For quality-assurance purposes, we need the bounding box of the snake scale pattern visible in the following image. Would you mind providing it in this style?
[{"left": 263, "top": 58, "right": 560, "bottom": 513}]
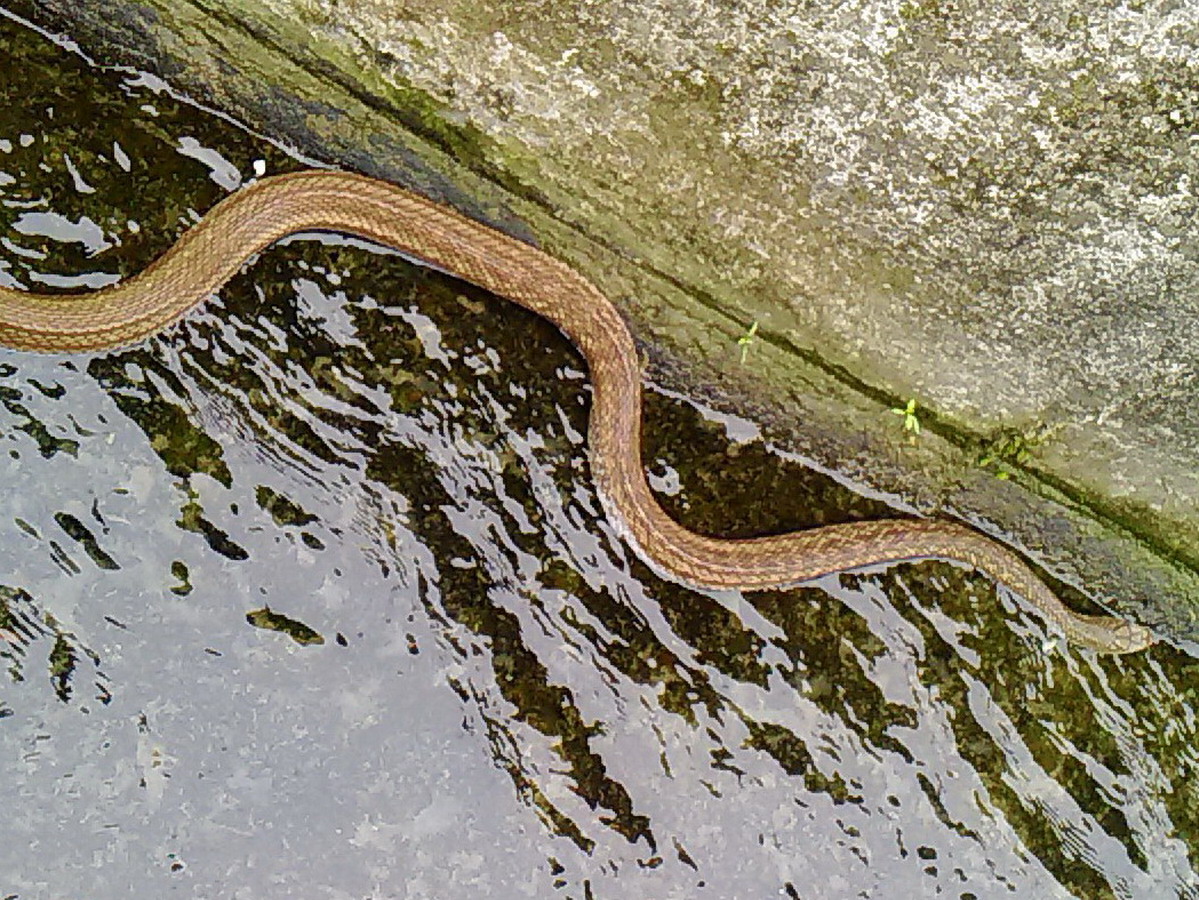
[{"left": 0, "top": 170, "right": 1154, "bottom": 653}]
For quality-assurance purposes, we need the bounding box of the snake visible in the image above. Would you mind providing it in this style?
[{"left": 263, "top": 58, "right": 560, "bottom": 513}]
[{"left": 0, "top": 169, "right": 1154, "bottom": 654}]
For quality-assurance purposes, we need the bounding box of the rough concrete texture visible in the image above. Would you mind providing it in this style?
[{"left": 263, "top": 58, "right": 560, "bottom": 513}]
[{"left": 6, "top": 0, "right": 1199, "bottom": 638}]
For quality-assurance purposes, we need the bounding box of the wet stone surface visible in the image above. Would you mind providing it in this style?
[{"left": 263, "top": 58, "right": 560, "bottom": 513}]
[{"left": 0, "top": 12, "right": 1198, "bottom": 900}]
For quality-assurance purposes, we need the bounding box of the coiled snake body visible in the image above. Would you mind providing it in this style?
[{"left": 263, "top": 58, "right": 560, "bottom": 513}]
[{"left": 0, "top": 170, "right": 1154, "bottom": 654}]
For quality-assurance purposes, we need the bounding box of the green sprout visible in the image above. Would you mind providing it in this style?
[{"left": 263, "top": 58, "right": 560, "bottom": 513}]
[
  {"left": 891, "top": 398, "right": 921, "bottom": 437},
  {"left": 977, "top": 424, "right": 1055, "bottom": 480},
  {"left": 737, "top": 320, "right": 759, "bottom": 364}
]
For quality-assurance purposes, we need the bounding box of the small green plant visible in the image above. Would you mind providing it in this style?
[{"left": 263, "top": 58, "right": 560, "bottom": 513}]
[
  {"left": 890, "top": 398, "right": 921, "bottom": 438},
  {"left": 977, "top": 424, "right": 1057, "bottom": 480},
  {"left": 737, "top": 320, "right": 759, "bottom": 364}
]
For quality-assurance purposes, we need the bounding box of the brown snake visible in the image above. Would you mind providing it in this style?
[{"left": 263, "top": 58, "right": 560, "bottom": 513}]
[{"left": 0, "top": 169, "right": 1154, "bottom": 653}]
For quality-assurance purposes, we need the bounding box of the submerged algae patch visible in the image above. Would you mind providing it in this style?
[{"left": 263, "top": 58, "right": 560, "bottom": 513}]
[{"left": 245, "top": 605, "right": 325, "bottom": 646}]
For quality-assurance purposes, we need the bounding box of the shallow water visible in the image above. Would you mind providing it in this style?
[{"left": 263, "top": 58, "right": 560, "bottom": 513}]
[{"left": 0, "top": 9, "right": 1197, "bottom": 899}]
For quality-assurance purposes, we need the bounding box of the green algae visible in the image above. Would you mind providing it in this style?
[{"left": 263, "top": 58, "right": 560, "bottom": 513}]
[
  {"left": 245, "top": 605, "right": 325, "bottom": 645},
  {"left": 0, "top": 585, "right": 108, "bottom": 705}
]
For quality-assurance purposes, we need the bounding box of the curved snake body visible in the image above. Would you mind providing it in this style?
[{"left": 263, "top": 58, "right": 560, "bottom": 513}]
[{"left": 0, "top": 170, "right": 1154, "bottom": 653}]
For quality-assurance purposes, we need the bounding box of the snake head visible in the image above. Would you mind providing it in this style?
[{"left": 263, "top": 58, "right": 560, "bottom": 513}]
[
  {"left": 1110, "top": 619, "right": 1156, "bottom": 654},
  {"left": 1074, "top": 612, "right": 1156, "bottom": 654}
]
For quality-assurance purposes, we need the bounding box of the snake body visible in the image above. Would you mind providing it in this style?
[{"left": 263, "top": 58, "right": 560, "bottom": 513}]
[{"left": 0, "top": 170, "right": 1153, "bottom": 653}]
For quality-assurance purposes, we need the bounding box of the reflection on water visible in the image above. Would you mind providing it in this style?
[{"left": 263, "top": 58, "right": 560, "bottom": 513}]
[{"left": 0, "top": 8, "right": 1196, "bottom": 899}]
